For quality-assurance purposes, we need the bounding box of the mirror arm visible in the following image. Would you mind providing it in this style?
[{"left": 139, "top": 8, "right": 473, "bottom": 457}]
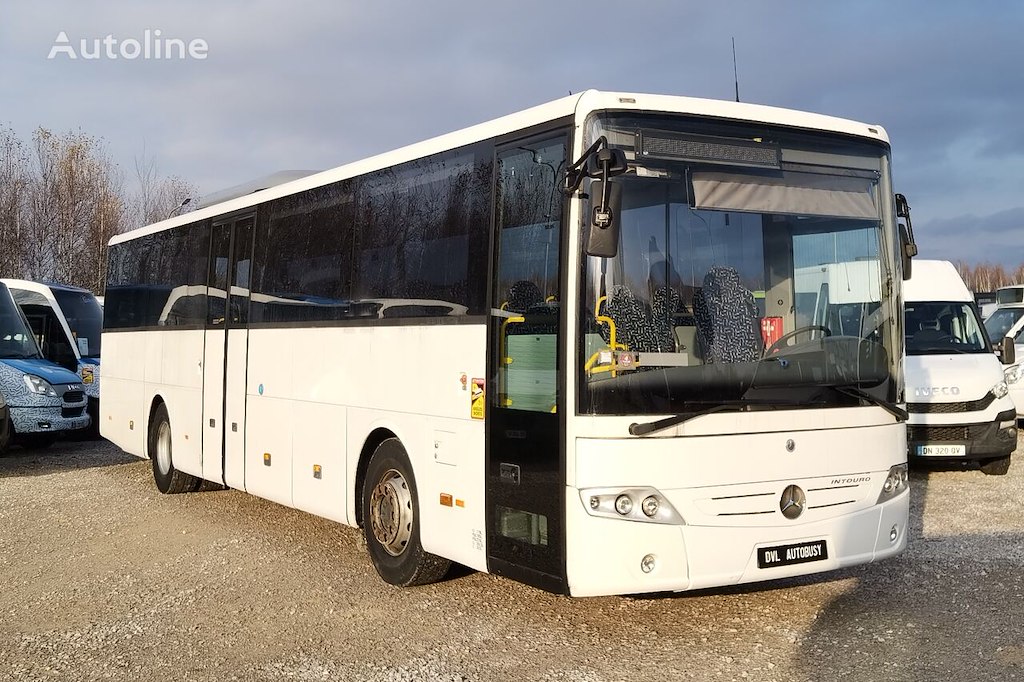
[{"left": 561, "top": 136, "right": 608, "bottom": 196}]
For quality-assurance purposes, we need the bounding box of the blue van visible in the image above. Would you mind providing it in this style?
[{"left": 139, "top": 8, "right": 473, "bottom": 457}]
[
  {"left": 2, "top": 279, "right": 103, "bottom": 427},
  {"left": 0, "top": 281, "right": 90, "bottom": 451}
]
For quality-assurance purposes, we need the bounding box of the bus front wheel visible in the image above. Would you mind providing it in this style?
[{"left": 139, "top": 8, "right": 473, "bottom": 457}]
[
  {"left": 362, "top": 438, "right": 450, "bottom": 587},
  {"left": 149, "top": 403, "right": 201, "bottom": 494}
]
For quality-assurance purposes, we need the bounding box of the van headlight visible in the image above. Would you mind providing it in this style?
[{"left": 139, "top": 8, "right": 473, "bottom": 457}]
[
  {"left": 23, "top": 374, "right": 58, "bottom": 397},
  {"left": 582, "top": 487, "right": 685, "bottom": 525},
  {"left": 991, "top": 380, "right": 1010, "bottom": 398},
  {"left": 1004, "top": 364, "right": 1024, "bottom": 385},
  {"left": 876, "top": 464, "right": 909, "bottom": 504}
]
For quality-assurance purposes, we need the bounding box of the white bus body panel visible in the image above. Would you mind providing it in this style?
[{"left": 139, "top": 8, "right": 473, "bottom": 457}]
[
  {"left": 241, "top": 324, "right": 489, "bottom": 571},
  {"left": 101, "top": 330, "right": 204, "bottom": 468}
]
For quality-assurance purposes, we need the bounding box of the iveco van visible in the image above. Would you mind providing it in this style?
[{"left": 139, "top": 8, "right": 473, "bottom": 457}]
[
  {"left": 1, "top": 279, "right": 102, "bottom": 428},
  {"left": 905, "top": 260, "right": 1017, "bottom": 475},
  {"left": 0, "top": 282, "right": 90, "bottom": 451}
]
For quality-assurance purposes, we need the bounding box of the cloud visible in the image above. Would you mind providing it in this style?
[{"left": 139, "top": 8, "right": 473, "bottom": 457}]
[{"left": 2, "top": 0, "right": 1023, "bottom": 266}]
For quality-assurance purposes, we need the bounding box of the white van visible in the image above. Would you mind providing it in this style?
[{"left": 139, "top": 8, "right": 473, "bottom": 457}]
[{"left": 904, "top": 260, "right": 1017, "bottom": 475}]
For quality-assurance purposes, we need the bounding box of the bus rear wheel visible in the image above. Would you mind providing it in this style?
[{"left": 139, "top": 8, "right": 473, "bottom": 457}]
[
  {"left": 362, "top": 438, "right": 450, "bottom": 587},
  {"left": 149, "top": 403, "right": 201, "bottom": 494}
]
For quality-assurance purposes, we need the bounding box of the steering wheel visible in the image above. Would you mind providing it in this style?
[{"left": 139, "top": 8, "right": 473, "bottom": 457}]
[{"left": 766, "top": 325, "right": 831, "bottom": 355}]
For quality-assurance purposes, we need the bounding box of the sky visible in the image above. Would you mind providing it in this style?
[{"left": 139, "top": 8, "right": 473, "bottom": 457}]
[{"left": 1, "top": 1, "right": 1022, "bottom": 266}]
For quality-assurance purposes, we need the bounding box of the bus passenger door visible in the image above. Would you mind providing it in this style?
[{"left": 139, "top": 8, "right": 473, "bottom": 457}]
[
  {"left": 201, "top": 215, "right": 254, "bottom": 487},
  {"left": 486, "top": 134, "right": 568, "bottom": 594}
]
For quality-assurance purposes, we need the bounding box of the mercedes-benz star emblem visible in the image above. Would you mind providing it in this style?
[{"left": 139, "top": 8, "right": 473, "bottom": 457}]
[{"left": 780, "top": 484, "right": 806, "bottom": 520}]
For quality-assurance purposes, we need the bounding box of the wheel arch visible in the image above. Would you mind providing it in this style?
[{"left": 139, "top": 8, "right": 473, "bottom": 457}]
[
  {"left": 354, "top": 426, "right": 400, "bottom": 527},
  {"left": 145, "top": 393, "right": 166, "bottom": 460}
]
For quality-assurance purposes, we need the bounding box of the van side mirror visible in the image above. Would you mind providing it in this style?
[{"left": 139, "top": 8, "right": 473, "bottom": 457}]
[
  {"left": 1001, "top": 336, "right": 1016, "bottom": 365},
  {"left": 585, "top": 179, "right": 622, "bottom": 257}
]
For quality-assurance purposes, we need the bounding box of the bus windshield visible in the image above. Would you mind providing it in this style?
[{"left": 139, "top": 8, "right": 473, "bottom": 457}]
[
  {"left": 52, "top": 288, "right": 103, "bottom": 358},
  {"left": 0, "top": 283, "right": 42, "bottom": 360},
  {"left": 579, "top": 114, "right": 898, "bottom": 416}
]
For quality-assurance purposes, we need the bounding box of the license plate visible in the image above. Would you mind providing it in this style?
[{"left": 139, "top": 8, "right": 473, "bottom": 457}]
[
  {"left": 758, "top": 539, "right": 828, "bottom": 569},
  {"left": 916, "top": 444, "right": 966, "bottom": 457}
]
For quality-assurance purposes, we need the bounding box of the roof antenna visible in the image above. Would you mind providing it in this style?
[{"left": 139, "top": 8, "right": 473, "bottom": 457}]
[{"left": 732, "top": 37, "right": 741, "bottom": 102}]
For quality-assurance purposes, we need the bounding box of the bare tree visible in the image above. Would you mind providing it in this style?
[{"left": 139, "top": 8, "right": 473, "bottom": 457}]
[
  {"left": 0, "top": 127, "right": 30, "bottom": 278},
  {"left": 131, "top": 147, "right": 196, "bottom": 229}
]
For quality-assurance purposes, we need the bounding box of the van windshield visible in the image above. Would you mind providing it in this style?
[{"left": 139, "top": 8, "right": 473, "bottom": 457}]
[
  {"left": 905, "top": 301, "right": 989, "bottom": 355},
  {"left": 52, "top": 288, "right": 103, "bottom": 358},
  {"left": 0, "top": 284, "right": 42, "bottom": 360}
]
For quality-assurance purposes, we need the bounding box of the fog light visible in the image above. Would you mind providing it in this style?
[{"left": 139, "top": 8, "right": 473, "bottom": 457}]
[
  {"left": 890, "top": 524, "right": 899, "bottom": 543},
  {"left": 640, "top": 554, "right": 656, "bottom": 573},
  {"left": 614, "top": 495, "right": 633, "bottom": 515},
  {"left": 641, "top": 495, "right": 660, "bottom": 517},
  {"left": 589, "top": 496, "right": 600, "bottom": 510}
]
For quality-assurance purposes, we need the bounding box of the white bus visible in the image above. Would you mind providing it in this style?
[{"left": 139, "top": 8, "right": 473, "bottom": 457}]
[{"left": 102, "top": 91, "right": 913, "bottom": 596}]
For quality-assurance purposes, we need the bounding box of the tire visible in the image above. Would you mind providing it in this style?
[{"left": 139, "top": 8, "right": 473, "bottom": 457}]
[
  {"left": 149, "top": 403, "right": 201, "bottom": 494},
  {"left": 361, "top": 438, "right": 450, "bottom": 587},
  {"left": 0, "top": 415, "right": 10, "bottom": 455},
  {"left": 980, "top": 456, "right": 1011, "bottom": 476}
]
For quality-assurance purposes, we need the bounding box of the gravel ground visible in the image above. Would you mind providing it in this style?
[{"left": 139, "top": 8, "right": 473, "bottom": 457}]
[{"left": 1, "top": 436, "right": 1023, "bottom": 681}]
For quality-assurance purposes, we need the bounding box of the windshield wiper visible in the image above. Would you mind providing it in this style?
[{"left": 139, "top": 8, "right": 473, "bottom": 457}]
[
  {"left": 832, "top": 386, "right": 907, "bottom": 422},
  {"left": 628, "top": 399, "right": 825, "bottom": 437}
]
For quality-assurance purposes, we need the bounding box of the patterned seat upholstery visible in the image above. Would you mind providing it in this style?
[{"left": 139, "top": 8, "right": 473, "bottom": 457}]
[
  {"left": 600, "top": 285, "right": 677, "bottom": 353},
  {"left": 507, "top": 280, "right": 543, "bottom": 314},
  {"left": 693, "top": 266, "right": 762, "bottom": 363}
]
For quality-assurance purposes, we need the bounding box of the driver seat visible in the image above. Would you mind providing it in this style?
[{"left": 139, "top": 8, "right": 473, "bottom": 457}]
[{"left": 693, "top": 266, "right": 762, "bottom": 363}]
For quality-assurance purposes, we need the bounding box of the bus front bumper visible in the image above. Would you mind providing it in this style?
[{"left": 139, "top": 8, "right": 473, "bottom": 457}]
[{"left": 565, "top": 489, "right": 908, "bottom": 598}]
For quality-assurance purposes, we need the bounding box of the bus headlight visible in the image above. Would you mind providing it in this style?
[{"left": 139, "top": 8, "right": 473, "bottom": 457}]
[
  {"left": 580, "top": 487, "right": 685, "bottom": 525},
  {"left": 1004, "top": 364, "right": 1024, "bottom": 385},
  {"left": 23, "top": 374, "right": 58, "bottom": 397},
  {"left": 876, "top": 464, "right": 909, "bottom": 504}
]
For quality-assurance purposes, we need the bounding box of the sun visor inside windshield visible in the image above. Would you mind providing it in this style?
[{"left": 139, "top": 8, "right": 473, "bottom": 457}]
[{"left": 692, "top": 171, "right": 878, "bottom": 219}]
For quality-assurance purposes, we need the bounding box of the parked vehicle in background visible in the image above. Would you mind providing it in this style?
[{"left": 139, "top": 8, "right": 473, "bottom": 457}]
[
  {"left": 0, "top": 389, "right": 9, "bottom": 453},
  {"left": 996, "top": 284, "right": 1024, "bottom": 306},
  {"left": 0, "top": 282, "right": 90, "bottom": 451},
  {"left": 905, "top": 261, "right": 1016, "bottom": 475},
  {"left": 974, "top": 291, "right": 997, "bottom": 320},
  {"left": 982, "top": 300, "right": 1024, "bottom": 418},
  {"left": 1, "top": 279, "right": 103, "bottom": 429}
]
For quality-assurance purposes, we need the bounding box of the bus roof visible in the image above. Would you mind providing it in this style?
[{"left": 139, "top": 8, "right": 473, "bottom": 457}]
[{"left": 111, "top": 90, "right": 891, "bottom": 247}]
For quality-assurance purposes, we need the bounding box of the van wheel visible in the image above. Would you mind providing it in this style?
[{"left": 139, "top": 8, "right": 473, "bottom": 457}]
[
  {"left": 980, "top": 456, "right": 1011, "bottom": 476},
  {"left": 362, "top": 438, "right": 450, "bottom": 587},
  {"left": 0, "top": 416, "right": 10, "bottom": 455},
  {"left": 149, "top": 403, "right": 201, "bottom": 494}
]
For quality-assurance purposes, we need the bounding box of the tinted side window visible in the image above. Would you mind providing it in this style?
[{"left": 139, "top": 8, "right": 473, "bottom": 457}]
[
  {"left": 252, "top": 180, "right": 357, "bottom": 323},
  {"left": 104, "top": 221, "right": 211, "bottom": 329},
  {"left": 252, "top": 142, "right": 492, "bottom": 323}
]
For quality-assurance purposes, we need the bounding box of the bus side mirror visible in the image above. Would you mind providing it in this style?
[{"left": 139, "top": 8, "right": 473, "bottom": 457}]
[
  {"left": 899, "top": 223, "right": 916, "bottom": 280},
  {"left": 1001, "top": 336, "right": 1016, "bottom": 365},
  {"left": 585, "top": 179, "right": 622, "bottom": 258}
]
